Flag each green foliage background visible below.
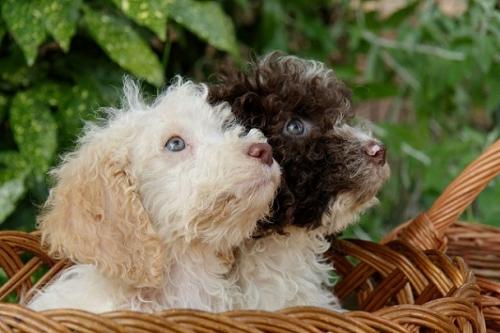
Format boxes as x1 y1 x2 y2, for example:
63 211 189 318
0 0 498 240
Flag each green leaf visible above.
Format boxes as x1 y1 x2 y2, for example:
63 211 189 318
0 94 8 123
352 82 399 101
334 65 358 81
55 85 102 148
1 0 47 65
477 180 500 227
111 0 168 40
41 0 81 51
52 53 124 149
9 90 57 177
0 152 30 224
383 1 419 28
56 50 125 105
0 178 26 224
0 19 5 41
0 48 45 88
486 71 500 112
82 5 164 87
0 200 38 231
168 0 239 56
0 151 30 182
257 0 288 53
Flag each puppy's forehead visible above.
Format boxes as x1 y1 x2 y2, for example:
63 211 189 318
144 95 229 138
213 55 353 132
153 88 214 116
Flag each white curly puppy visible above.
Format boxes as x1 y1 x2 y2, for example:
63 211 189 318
27 78 281 313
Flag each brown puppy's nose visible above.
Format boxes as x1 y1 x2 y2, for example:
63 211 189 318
248 143 273 166
364 141 386 165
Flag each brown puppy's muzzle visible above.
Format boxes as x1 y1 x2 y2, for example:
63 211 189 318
364 141 387 166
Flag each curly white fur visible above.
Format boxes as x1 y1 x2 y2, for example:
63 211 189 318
27 77 281 313
233 194 380 311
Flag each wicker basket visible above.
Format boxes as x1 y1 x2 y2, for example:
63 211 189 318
384 139 500 330
1 142 498 332
0 231 486 332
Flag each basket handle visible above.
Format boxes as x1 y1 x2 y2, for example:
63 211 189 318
383 139 500 250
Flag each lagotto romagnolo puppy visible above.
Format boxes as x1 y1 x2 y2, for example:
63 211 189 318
27 78 281 313
209 52 390 310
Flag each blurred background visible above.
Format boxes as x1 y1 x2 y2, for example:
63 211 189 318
0 0 498 240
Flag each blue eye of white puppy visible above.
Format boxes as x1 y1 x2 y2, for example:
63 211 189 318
165 136 186 152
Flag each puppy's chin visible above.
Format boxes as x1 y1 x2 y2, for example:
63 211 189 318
234 161 281 197
319 194 376 235
362 162 390 199
190 163 281 250
320 162 389 235
373 160 391 183
223 163 281 245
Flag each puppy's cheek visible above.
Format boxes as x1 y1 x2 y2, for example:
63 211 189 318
320 193 379 234
268 162 282 188
360 161 391 199
257 163 282 215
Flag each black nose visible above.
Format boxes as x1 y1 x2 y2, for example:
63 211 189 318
248 143 273 166
364 141 386 165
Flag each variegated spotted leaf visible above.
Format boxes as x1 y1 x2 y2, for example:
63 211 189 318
168 0 239 56
111 0 168 40
0 49 40 87
83 5 164 87
0 152 30 224
55 84 105 148
1 0 47 65
9 90 57 178
41 0 82 51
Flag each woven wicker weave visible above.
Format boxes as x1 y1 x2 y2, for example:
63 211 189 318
0 232 486 332
384 139 500 330
1 142 498 332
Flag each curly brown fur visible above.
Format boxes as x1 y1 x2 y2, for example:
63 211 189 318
209 52 389 235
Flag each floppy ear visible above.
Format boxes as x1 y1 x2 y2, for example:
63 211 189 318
38 141 165 288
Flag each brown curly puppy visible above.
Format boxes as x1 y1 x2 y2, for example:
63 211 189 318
209 52 389 235
208 52 390 311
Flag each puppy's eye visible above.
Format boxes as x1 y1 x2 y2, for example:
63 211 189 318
165 136 186 152
284 118 305 136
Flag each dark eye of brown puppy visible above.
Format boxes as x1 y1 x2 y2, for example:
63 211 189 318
284 118 305 136
209 52 389 236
